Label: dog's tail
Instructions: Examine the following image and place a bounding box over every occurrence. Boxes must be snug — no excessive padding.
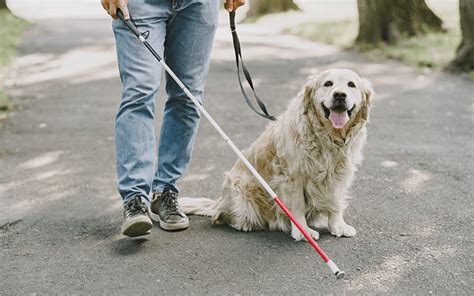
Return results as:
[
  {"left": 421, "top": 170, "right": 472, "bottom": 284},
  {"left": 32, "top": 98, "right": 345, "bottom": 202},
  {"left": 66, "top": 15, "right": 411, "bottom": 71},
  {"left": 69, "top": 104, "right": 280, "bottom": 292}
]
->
[{"left": 178, "top": 197, "right": 217, "bottom": 217}]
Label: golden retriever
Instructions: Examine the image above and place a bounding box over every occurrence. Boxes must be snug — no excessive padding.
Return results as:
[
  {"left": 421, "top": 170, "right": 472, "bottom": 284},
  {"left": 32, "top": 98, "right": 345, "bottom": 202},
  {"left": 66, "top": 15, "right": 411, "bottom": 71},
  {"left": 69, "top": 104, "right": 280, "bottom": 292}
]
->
[{"left": 179, "top": 69, "right": 374, "bottom": 241}]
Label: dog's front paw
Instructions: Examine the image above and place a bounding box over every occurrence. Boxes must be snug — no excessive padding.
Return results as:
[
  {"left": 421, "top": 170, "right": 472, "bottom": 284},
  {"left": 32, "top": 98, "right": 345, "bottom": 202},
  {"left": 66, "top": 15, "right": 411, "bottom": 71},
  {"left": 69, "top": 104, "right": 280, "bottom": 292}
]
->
[
  {"left": 329, "top": 223, "right": 356, "bottom": 237},
  {"left": 291, "top": 227, "right": 320, "bottom": 241}
]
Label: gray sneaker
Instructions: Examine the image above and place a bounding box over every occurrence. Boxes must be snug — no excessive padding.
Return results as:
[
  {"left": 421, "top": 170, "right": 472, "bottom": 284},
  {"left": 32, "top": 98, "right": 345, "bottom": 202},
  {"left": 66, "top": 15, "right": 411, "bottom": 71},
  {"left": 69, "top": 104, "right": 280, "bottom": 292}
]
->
[
  {"left": 149, "top": 189, "right": 189, "bottom": 231},
  {"left": 121, "top": 195, "right": 153, "bottom": 237}
]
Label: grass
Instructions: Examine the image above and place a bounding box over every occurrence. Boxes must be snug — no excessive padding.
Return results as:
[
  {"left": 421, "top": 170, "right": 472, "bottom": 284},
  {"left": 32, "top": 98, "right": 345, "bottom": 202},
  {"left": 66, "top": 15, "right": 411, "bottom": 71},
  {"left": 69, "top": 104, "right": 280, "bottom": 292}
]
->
[
  {"left": 0, "top": 9, "right": 28, "bottom": 67},
  {"left": 0, "top": 8, "right": 29, "bottom": 119},
  {"left": 367, "top": 30, "right": 461, "bottom": 70},
  {"left": 285, "top": 19, "right": 358, "bottom": 48},
  {"left": 284, "top": 15, "right": 461, "bottom": 72}
]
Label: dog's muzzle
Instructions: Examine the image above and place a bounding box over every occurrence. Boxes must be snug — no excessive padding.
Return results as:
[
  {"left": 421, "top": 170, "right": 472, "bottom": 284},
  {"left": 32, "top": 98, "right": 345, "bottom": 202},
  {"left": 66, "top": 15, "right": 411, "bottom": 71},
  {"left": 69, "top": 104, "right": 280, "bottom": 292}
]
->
[{"left": 322, "top": 103, "right": 355, "bottom": 129}]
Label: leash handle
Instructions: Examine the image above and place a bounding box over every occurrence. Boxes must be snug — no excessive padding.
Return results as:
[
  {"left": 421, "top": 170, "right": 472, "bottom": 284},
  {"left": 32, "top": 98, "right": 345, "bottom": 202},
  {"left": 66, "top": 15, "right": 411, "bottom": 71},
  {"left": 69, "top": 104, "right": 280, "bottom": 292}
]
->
[{"left": 229, "top": 12, "right": 276, "bottom": 121}]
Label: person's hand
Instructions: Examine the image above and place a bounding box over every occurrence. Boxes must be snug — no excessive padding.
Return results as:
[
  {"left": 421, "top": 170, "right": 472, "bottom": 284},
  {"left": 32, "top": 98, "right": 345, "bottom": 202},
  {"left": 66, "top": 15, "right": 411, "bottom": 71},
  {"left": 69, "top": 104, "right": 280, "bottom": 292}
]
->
[
  {"left": 101, "top": 0, "right": 129, "bottom": 20},
  {"left": 224, "top": 0, "right": 245, "bottom": 12}
]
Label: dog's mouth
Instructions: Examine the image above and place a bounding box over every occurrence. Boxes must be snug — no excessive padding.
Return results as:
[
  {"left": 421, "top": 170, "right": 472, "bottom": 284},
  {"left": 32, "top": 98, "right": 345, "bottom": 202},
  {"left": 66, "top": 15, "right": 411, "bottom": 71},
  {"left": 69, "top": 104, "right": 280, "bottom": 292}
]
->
[{"left": 322, "top": 104, "right": 355, "bottom": 129}]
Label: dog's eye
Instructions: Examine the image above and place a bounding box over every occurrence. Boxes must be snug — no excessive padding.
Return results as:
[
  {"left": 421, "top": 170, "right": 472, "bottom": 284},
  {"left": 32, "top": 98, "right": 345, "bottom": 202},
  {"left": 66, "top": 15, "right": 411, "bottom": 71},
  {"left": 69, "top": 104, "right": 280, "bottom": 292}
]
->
[
  {"left": 324, "top": 81, "right": 333, "bottom": 87},
  {"left": 348, "top": 81, "right": 356, "bottom": 88}
]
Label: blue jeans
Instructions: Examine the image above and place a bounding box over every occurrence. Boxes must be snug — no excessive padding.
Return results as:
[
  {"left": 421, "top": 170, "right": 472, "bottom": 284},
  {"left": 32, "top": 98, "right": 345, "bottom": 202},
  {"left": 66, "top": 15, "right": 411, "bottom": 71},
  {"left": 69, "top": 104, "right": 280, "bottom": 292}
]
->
[{"left": 112, "top": 0, "right": 219, "bottom": 204}]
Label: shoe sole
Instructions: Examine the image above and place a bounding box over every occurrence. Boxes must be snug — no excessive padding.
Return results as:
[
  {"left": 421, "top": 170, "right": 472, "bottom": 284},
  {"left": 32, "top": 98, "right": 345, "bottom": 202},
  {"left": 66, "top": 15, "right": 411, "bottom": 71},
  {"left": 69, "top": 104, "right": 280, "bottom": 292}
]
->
[
  {"left": 121, "top": 215, "right": 153, "bottom": 237},
  {"left": 149, "top": 211, "right": 189, "bottom": 231}
]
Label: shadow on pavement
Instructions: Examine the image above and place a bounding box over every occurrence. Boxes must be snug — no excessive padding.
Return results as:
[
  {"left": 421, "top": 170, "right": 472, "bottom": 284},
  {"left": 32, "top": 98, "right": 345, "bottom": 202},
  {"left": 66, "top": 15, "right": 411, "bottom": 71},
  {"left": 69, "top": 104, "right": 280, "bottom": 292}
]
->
[{"left": 111, "top": 237, "right": 149, "bottom": 256}]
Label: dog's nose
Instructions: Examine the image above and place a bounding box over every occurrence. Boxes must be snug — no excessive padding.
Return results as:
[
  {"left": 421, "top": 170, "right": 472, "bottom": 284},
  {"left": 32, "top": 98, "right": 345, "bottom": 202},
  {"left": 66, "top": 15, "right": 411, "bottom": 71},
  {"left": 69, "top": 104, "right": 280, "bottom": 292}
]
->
[{"left": 333, "top": 91, "right": 347, "bottom": 102}]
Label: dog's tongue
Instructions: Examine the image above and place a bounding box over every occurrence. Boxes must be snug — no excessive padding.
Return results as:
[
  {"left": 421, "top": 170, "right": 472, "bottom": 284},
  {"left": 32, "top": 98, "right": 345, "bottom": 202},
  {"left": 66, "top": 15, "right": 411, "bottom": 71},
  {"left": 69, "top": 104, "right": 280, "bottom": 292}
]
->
[{"left": 329, "top": 111, "right": 349, "bottom": 129}]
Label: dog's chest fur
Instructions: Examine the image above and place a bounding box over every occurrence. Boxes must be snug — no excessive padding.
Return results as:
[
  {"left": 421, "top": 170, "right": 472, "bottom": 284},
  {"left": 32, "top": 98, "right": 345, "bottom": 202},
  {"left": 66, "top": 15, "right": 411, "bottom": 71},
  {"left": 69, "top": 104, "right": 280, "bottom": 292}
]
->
[{"left": 288, "top": 121, "right": 367, "bottom": 212}]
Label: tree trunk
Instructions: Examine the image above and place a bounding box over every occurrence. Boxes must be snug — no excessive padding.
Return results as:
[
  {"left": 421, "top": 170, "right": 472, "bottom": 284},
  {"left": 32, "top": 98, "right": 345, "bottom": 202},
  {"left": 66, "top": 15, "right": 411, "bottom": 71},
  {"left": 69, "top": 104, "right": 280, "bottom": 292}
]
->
[
  {"left": 356, "top": 0, "right": 443, "bottom": 45},
  {"left": 0, "top": 0, "right": 7, "bottom": 9},
  {"left": 447, "top": 0, "right": 474, "bottom": 72},
  {"left": 246, "top": 0, "right": 300, "bottom": 19}
]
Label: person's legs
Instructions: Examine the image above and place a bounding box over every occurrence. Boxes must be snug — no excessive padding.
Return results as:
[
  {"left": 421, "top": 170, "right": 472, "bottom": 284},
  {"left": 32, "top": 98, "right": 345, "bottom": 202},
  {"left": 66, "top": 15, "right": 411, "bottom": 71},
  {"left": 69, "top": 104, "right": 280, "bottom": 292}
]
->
[
  {"left": 113, "top": 1, "right": 172, "bottom": 236},
  {"left": 113, "top": 1, "right": 171, "bottom": 205},
  {"left": 152, "top": 0, "right": 219, "bottom": 194}
]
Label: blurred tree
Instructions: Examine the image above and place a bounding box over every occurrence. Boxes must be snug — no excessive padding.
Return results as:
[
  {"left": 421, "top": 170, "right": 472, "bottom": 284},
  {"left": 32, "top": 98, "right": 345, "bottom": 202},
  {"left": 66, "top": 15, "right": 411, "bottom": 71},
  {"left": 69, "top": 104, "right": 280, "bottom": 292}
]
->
[
  {"left": 246, "top": 0, "right": 300, "bottom": 19},
  {"left": 355, "top": 0, "right": 443, "bottom": 45},
  {"left": 447, "top": 0, "right": 474, "bottom": 72},
  {"left": 0, "top": 0, "right": 7, "bottom": 9}
]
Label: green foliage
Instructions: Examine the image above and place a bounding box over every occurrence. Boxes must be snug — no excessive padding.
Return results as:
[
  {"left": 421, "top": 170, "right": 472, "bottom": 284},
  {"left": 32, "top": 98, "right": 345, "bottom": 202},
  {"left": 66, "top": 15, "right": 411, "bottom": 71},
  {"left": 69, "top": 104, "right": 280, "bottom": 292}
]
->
[
  {"left": 286, "top": 15, "right": 461, "bottom": 71},
  {"left": 0, "top": 9, "right": 29, "bottom": 67},
  {"left": 375, "top": 30, "right": 460, "bottom": 69},
  {"left": 0, "top": 8, "right": 29, "bottom": 118},
  {"left": 284, "top": 19, "right": 357, "bottom": 48}
]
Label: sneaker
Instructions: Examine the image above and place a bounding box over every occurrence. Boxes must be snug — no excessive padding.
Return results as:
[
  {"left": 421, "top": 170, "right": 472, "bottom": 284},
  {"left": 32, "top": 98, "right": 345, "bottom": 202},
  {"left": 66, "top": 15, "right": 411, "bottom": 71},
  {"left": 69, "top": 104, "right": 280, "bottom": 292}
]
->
[
  {"left": 121, "top": 195, "right": 153, "bottom": 237},
  {"left": 149, "top": 189, "right": 189, "bottom": 231}
]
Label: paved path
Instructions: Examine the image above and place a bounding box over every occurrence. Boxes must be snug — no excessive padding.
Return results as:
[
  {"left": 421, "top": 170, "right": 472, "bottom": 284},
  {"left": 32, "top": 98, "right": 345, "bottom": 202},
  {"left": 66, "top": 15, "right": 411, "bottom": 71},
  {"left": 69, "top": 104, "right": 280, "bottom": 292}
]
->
[{"left": 1, "top": 10, "right": 473, "bottom": 295}]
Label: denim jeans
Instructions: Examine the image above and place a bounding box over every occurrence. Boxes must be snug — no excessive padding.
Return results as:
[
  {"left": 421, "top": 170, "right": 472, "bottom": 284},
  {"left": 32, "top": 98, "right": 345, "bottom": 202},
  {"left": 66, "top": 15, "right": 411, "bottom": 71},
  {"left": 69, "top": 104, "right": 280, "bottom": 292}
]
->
[{"left": 112, "top": 0, "right": 219, "bottom": 204}]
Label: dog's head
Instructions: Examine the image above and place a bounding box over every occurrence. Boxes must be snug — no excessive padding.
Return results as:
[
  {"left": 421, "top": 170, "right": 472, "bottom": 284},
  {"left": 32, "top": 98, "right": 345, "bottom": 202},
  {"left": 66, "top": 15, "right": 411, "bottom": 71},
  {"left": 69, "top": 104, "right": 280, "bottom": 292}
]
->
[{"left": 304, "top": 69, "right": 374, "bottom": 130}]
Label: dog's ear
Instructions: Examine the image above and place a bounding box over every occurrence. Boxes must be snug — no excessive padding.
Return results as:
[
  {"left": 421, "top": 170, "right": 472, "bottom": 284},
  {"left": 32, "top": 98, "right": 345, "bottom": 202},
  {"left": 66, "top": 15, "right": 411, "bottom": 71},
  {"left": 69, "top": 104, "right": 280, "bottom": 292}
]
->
[
  {"left": 360, "top": 78, "right": 375, "bottom": 122},
  {"left": 302, "top": 74, "right": 319, "bottom": 114}
]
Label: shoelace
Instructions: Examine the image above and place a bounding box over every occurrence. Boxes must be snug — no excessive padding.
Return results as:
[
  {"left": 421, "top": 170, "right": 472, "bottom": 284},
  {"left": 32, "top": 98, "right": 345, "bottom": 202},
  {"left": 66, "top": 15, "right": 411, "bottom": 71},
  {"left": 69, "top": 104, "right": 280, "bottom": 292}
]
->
[
  {"left": 127, "top": 196, "right": 147, "bottom": 215},
  {"left": 162, "top": 191, "right": 180, "bottom": 212}
]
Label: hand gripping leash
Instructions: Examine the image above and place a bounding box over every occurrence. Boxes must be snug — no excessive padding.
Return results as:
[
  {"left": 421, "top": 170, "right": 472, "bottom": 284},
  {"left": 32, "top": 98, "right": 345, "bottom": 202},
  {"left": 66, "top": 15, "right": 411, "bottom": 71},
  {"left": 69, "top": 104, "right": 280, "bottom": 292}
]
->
[{"left": 116, "top": 9, "right": 345, "bottom": 279}]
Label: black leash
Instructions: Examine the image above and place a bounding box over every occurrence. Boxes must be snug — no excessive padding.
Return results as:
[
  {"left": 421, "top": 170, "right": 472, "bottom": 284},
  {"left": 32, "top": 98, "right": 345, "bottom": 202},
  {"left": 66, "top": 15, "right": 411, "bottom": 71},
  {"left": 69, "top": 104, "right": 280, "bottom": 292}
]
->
[{"left": 229, "top": 11, "right": 276, "bottom": 121}]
